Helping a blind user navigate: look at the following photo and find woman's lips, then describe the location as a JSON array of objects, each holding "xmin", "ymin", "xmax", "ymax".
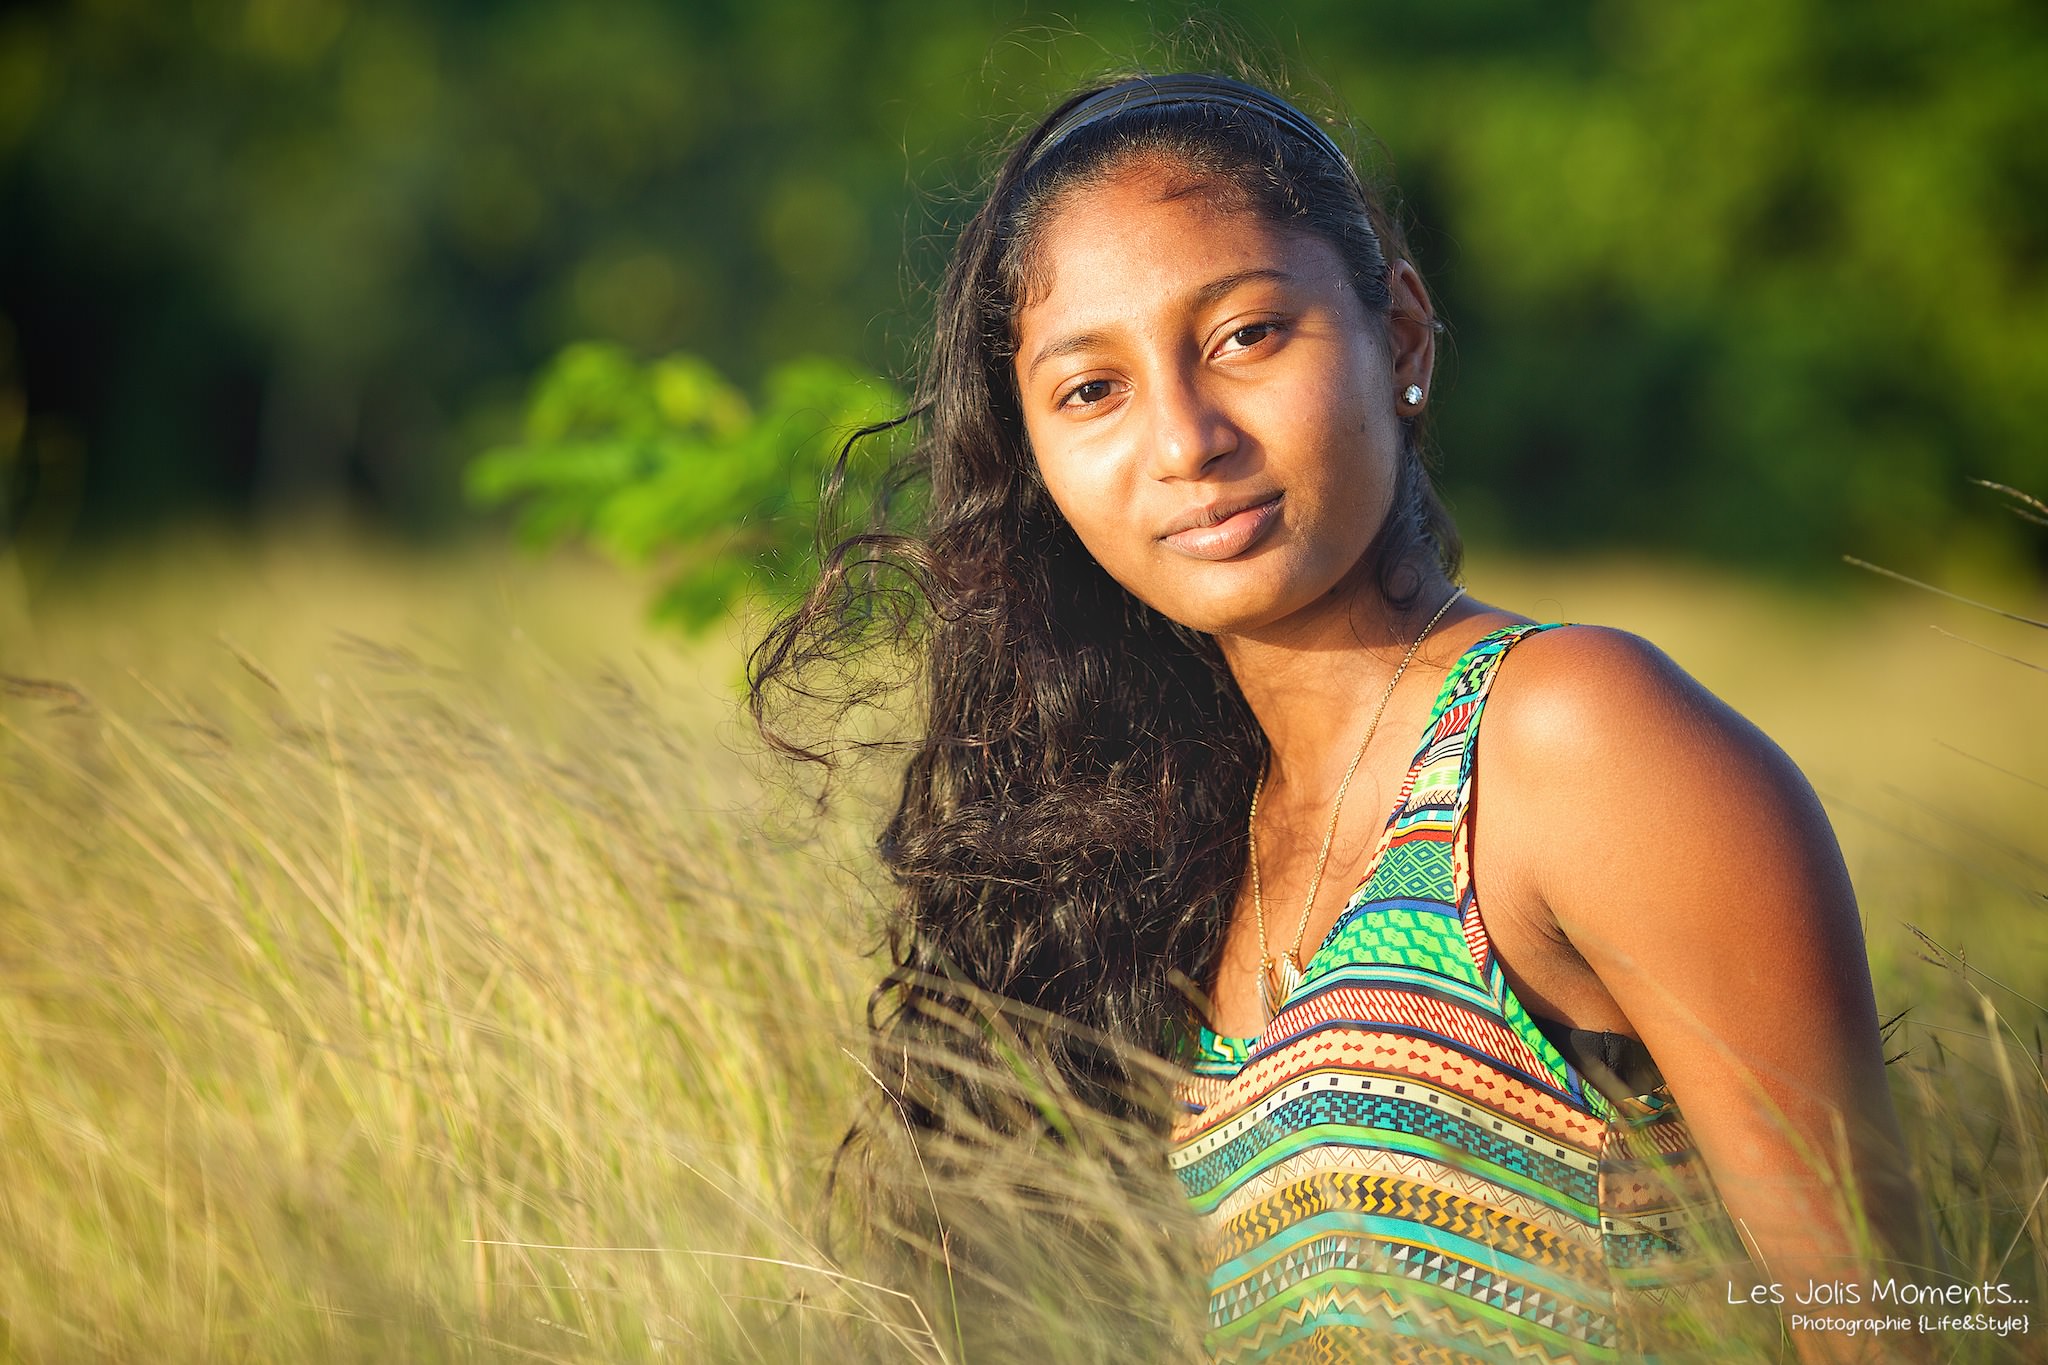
[{"xmin": 1160, "ymin": 493, "xmax": 1283, "ymax": 561}]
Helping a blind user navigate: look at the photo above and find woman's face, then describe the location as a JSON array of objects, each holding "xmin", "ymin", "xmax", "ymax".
[{"xmin": 1011, "ymin": 163, "xmax": 1432, "ymax": 639}]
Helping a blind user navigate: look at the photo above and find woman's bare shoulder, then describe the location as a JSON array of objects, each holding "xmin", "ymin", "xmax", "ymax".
[
  {"xmin": 1480, "ymin": 621, "xmax": 1924, "ymax": 1298},
  {"xmin": 1477, "ymin": 619, "xmax": 1849, "ymax": 930},
  {"xmin": 1482, "ymin": 620, "xmax": 1785, "ymax": 779}
]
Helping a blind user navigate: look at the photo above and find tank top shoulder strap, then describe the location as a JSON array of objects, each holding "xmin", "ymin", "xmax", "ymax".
[
  {"xmin": 1398, "ymin": 621, "xmax": 1566, "ymax": 834},
  {"xmin": 1429, "ymin": 620, "xmax": 1566, "ymax": 898},
  {"xmin": 1431, "ymin": 621, "xmax": 1639, "ymax": 1116},
  {"xmin": 1429, "ymin": 622, "xmax": 1672, "ymax": 1109}
]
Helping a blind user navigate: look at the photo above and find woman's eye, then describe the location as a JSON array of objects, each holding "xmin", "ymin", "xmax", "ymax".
[
  {"xmin": 1224, "ymin": 322, "xmax": 1281, "ymax": 351},
  {"xmin": 1060, "ymin": 379, "xmax": 1115, "ymax": 409}
]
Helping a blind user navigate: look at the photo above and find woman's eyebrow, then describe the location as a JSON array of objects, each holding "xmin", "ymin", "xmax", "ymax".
[
  {"xmin": 1189, "ymin": 266, "xmax": 1295, "ymax": 312},
  {"xmin": 1024, "ymin": 328, "xmax": 1115, "ymax": 383},
  {"xmin": 1023, "ymin": 267, "xmax": 1298, "ymax": 382}
]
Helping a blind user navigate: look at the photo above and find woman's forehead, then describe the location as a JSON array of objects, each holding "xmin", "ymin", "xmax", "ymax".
[
  {"xmin": 1015, "ymin": 170, "xmax": 1346, "ymax": 329},
  {"xmin": 1016, "ymin": 159, "xmax": 1258, "ymax": 283}
]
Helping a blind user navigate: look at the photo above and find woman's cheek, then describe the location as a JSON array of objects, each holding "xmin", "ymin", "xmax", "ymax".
[
  {"xmin": 1057, "ymin": 494, "xmax": 1159, "ymax": 603},
  {"xmin": 1042, "ymin": 460, "xmax": 1118, "ymax": 552}
]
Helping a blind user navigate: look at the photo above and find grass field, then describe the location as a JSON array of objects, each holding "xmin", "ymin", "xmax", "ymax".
[{"xmin": 1, "ymin": 523, "xmax": 2043, "ymax": 1362}]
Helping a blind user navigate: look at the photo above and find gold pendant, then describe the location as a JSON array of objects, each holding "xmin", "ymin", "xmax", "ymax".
[{"xmin": 1260, "ymin": 953, "xmax": 1303, "ymax": 1024}]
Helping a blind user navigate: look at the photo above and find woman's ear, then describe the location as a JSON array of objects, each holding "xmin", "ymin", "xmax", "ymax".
[{"xmin": 1386, "ymin": 260, "xmax": 1436, "ymax": 411}]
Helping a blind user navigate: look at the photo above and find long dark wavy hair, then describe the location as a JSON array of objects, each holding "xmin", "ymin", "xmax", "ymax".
[{"xmin": 749, "ymin": 69, "xmax": 1463, "ymax": 1136}]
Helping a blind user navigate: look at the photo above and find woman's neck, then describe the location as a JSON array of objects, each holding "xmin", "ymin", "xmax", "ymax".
[{"xmin": 1216, "ymin": 567, "xmax": 1468, "ymax": 799}]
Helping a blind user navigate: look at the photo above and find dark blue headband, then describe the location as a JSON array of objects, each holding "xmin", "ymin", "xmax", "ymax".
[{"xmin": 1023, "ymin": 73, "xmax": 1364, "ymax": 196}]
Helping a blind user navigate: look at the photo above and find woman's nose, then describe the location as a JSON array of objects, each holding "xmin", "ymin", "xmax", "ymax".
[{"xmin": 1146, "ymin": 370, "xmax": 1240, "ymax": 479}]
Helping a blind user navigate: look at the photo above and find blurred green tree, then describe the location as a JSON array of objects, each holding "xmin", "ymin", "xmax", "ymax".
[
  {"xmin": 1360, "ymin": 0, "xmax": 2048, "ymax": 571},
  {"xmin": 1, "ymin": 0, "xmax": 2041, "ymax": 587},
  {"xmin": 466, "ymin": 345, "xmax": 904, "ymax": 630}
]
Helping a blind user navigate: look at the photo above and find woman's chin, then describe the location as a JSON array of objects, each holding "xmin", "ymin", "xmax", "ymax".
[{"xmin": 1148, "ymin": 587, "xmax": 1312, "ymax": 640}]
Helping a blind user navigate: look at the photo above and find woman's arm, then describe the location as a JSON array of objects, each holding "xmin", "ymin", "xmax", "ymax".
[{"xmin": 1487, "ymin": 625, "xmax": 1936, "ymax": 1363}]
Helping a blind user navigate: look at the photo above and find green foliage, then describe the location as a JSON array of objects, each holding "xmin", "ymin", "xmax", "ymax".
[
  {"xmin": 1359, "ymin": 0, "xmax": 2048, "ymax": 568},
  {"xmin": 466, "ymin": 345, "xmax": 904, "ymax": 630},
  {"xmin": 3, "ymin": 0, "xmax": 2044, "ymax": 574}
]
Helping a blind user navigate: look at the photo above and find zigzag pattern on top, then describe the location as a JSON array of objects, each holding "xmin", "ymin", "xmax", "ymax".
[
  {"xmin": 1209, "ymin": 1169, "xmax": 1606, "ymax": 1279},
  {"xmin": 1212, "ymin": 1275, "xmax": 1619, "ymax": 1365},
  {"xmin": 1208, "ymin": 1143, "xmax": 1611, "ymax": 1238}
]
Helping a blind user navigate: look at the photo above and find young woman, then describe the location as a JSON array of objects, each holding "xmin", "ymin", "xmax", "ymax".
[{"xmin": 753, "ymin": 70, "xmax": 1934, "ymax": 1364}]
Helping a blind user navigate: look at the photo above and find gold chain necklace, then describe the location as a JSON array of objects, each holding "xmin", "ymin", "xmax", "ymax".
[{"xmin": 1249, "ymin": 586, "xmax": 1467, "ymax": 1025}]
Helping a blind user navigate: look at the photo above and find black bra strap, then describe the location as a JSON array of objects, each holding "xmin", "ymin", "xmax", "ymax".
[{"xmin": 1528, "ymin": 1014, "xmax": 1665, "ymax": 1104}]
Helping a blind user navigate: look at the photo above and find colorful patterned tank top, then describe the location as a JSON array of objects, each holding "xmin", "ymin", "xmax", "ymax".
[{"xmin": 1170, "ymin": 622, "xmax": 1747, "ymax": 1364}]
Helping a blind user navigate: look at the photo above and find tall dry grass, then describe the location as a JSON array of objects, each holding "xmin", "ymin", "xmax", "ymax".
[{"xmin": 0, "ymin": 523, "xmax": 2043, "ymax": 1362}]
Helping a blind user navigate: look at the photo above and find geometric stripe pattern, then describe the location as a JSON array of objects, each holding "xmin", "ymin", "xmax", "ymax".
[
  {"xmin": 1209, "ymin": 1231, "xmax": 1618, "ymax": 1344},
  {"xmin": 1171, "ymin": 624, "xmax": 1746, "ymax": 1363},
  {"xmin": 1211, "ymin": 1172, "xmax": 1604, "ymax": 1278}
]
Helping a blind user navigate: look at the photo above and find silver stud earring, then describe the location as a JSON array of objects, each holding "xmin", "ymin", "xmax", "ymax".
[{"xmin": 1402, "ymin": 384, "xmax": 1424, "ymax": 406}]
